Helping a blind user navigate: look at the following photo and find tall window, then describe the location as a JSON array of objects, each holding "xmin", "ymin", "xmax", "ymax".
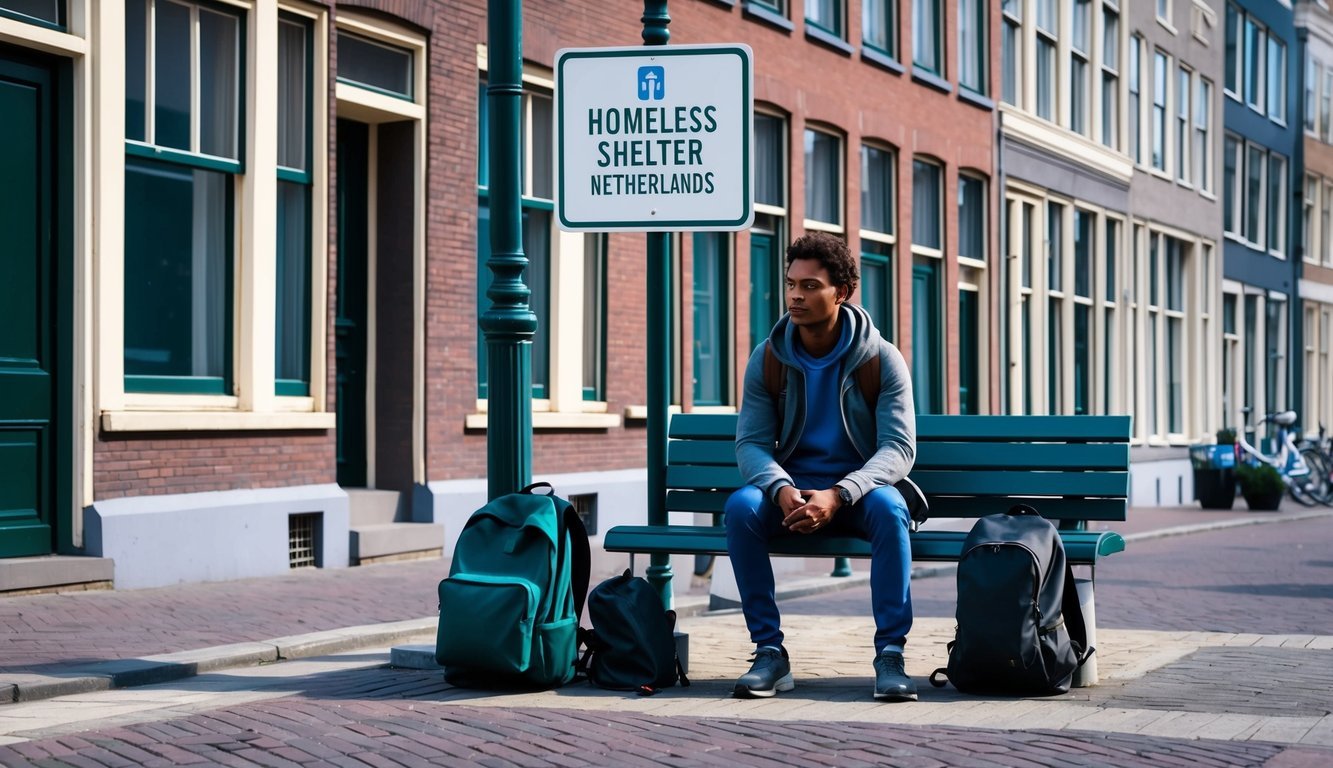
[
  {"xmin": 1176, "ymin": 66, "xmax": 1190, "ymax": 184},
  {"xmin": 1225, "ymin": 2, "xmax": 1239, "ymax": 96},
  {"xmin": 1305, "ymin": 174, "xmax": 1318, "ymax": 263},
  {"xmin": 583, "ymin": 234, "xmax": 606, "ymax": 399},
  {"xmin": 862, "ymin": 0, "xmax": 896, "ymax": 59},
  {"xmin": 958, "ymin": 174, "xmax": 986, "ymax": 262},
  {"xmin": 1070, "ymin": 0, "xmax": 1091, "ymax": 136},
  {"xmin": 804, "ymin": 128, "xmax": 842, "ymax": 229},
  {"xmin": 1245, "ymin": 143, "xmax": 1265, "ymax": 246},
  {"xmin": 1101, "ymin": 4, "xmax": 1119, "ymax": 149},
  {"xmin": 958, "ymin": 173, "xmax": 987, "ymax": 415},
  {"xmin": 806, "ymin": 0, "xmax": 843, "ymax": 38},
  {"xmin": 124, "ymin": 0, "xmax": 242, "ymax": 393},
  {"xmin": 476, "ymin": 84, "xmax": 555, "ymax": 397},
  {"xmin": 1323, "ymin": 67, "xmax": 1333, "ymax": 143},
  {"xmin": 751, "ymin": 112, "xmax": 788, "ymax": 350},
  {"xmin": 1164, "ymin": 237, "xmax": 1186, "ymax": 434},
  {"xmin": 1072, "ymin": 210, "xmax": 1093, "ymax": 414},
  {"xmin": 911, "ymin": 159, "xmax": 943, "ymax": 412},
  {"xmin": 1047, "ymin": 201, "xmax": 1065, "ymax": 414},
  {"xmin": 1223, "ymin": 133, "xmax": 1240, "ymax": 237},
  {"xmin": 1035, "ymin": 0, "xmax": 1058, "ymax": 121},
  {"xmin": 1128, "ymin": 35, "xmax": 1141, "ymax": 164},
  {"xmin": 913, "ymin": 0, "xmax": 941, "ymax": 74},
  {"xmin": 1307, "ymin": 57, "xmax": 1320, "ymax": 135},
  {"xmin": 1268, "ymin": 153, "xmax": 1287, "ymax": 256},
  {"xmin": 692, "ymin": 233, "xmax": 730, "ymax": 406},
  {"xmin": 1267, "ymin": 34, "xmax": 1285, "ymax": 124},
  {"xmin": 1151, "ymin": 50, "xmax": 1167, "ymax": 172},
  {"xmin": 1193, "ymin": 78, "xmax": 1212, "ymax": 192},
  {"xmin": 276, "ymin": 13, "xmax": 313, "ymax": 396},
  {"xmin": 1243, "ymin": 15, "xmax": 1263, "ymax": 112},
  {"xmin": 1001, "ymin": 0, "xmax": 1022, "ymax": 106},
  {"xmin": 861, "ymin": 144, "xmax": 896, "ymax": 339},
  {"xmin": 959, "ymin": 0, "xmax": 986, "ymax": 95}
]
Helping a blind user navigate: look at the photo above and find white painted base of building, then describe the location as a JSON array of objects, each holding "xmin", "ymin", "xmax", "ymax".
[
  {"xmin": 84, "ymin": 484, "xmax": 349, "ymax": 589},
  {"xmin": 1128, "ymin": 457, "xmax": 1193, "ymax": 507}
]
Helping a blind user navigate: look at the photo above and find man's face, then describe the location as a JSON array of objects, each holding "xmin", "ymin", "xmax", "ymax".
[{"xmin": 785, "ymin": 258, "xmax": 844, "ymax": 328}]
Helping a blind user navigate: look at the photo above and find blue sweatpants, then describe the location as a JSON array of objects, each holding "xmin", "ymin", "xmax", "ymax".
[{"xmin": 724, "ymin": 483, "xmax": 913, "ymax": 654}]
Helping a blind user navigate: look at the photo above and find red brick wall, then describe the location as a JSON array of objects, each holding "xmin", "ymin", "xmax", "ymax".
[{"xmin": 94, "ymin": 1, "xmax": 999, "ymax": 499}]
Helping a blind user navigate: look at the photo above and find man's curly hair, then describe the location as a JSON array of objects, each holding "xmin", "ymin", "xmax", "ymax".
[{"xmin": 785, "ymin": 232, "xmax": 859, "ymax": 295}]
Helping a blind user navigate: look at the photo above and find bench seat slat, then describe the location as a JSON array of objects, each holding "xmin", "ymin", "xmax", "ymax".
[
  {"xmin": 603, "ymin": 525, "xmax": 1126, "ymax": 564},
  {"xmin": 669, "ymin": 440, "xmax": 742, "ymax": 466},
  {"xmin": 665, "ymin": 492, "xmax": 1128, "ymax": 522},
  {"xmin": 916, "ymin": 414, "xmax": 1132, "ymax": 442}
]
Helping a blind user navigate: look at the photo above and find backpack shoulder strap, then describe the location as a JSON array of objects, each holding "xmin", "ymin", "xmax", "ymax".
[
  {"xmin": 563, "ymin": 505, "xmax": 591, "ymax": 622},
  {"xmin": 762, "ymin": 340, "xmax": 783, "ymax": 401},
  {"xmin": 1061, "ymin": 560, "xmax": 1094, "ymax": 666},
  {"xmin": 855, "ymin": 352, "xmax": 881, "ymax": 410}
]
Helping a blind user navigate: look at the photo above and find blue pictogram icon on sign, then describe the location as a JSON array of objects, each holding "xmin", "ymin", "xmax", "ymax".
[{"xmin": 638, "ymin": 66, "xmax": 665, "ymax": 101}]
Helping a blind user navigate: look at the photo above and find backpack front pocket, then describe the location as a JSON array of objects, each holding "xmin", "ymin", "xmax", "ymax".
[{"xmin": 436, "ymin": 574, "xmax": 538, "ymax": 674}]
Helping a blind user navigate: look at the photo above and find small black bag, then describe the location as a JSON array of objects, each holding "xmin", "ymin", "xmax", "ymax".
[
  {"xmin": 579, "ymin": 570, "xmax": 689, "ymax": 695},
  {"xmin": 929, "ymin": 504, "xmax": 1093, "ymax": 696}
]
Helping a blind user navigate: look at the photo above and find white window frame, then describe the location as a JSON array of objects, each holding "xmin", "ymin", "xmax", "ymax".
[
  {"xmin": 98, "ymin": 0, "xmax": 338, "ymax": 433},
  {"xmin": 803, "ymin": 124, "xmax": 845, "ymax": 234}
]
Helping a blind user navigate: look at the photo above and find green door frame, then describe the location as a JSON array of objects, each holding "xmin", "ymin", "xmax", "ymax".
[{"xmin": 0, "ymin": 44, "xmax": 73, "ymax": 557}]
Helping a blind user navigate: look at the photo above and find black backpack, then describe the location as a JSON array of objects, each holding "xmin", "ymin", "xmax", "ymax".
[
  {"xmin": 578, "ymin": 570, "xmax": 689, "ymax": 695},
  {"xmin": 929, "ymin": 504, "xmax": 1093, "ymax": 696}
]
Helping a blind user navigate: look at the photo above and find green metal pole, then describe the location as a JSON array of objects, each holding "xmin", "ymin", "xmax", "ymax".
[
  {"xmin": 831, "ymin": 557, "xmax": 852, "ymax": 577},
  {"xmin": 642, "ymin": 1, "xmax": 673, "ymax": 608},
  {"xmin": 481, "ymin": 0, "xmax": 533, "ymax": 501}
]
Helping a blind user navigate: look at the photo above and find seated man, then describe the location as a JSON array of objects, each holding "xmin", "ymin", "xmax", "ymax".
[{"xmin": 726, "ymin": 232, "xmax": 917, "ymax": 702}]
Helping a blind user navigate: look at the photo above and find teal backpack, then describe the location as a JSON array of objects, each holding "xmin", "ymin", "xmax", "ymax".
[{"xmin": 435, "ymin": 482, "xmax": 590, "ymax": 689}]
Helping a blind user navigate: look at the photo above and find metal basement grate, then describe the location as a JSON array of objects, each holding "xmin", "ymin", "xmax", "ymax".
[
  {"xmin": 570, "ymin": 493, "xmax": 598, "ymax": 536},
  {"xmin": 288, "ymin": 513, "xmax": 319, "ymax": 569}
]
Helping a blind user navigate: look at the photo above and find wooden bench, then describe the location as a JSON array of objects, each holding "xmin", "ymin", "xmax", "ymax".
[{"xmin": 604, "ymin": 412, "xmax": 1131, "ymax": 682}]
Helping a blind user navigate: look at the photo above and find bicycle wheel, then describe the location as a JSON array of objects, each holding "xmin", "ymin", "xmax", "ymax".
[{"xmin": 1288, "ymin": 448, "xmax": 1327, "ymax": 507}]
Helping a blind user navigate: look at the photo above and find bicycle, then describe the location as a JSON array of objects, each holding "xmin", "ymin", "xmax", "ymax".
[
  {"xmin": 1297, "ymin": 422, "xmax": 1333, "ymax": 507},
  {"xmin": 1233, "ymin": 409, "xmax": 1330, "ymax": 507}
]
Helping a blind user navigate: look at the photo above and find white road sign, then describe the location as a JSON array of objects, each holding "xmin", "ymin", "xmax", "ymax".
[{"xmin": 555, "ymin": 44, "xmax": 754, "ymax": 232}]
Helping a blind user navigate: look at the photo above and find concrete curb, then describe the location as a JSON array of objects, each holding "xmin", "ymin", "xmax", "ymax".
[
  {"xmin": 6, "ymin": 509, "xmax": 1330, "ymax": 706},
  {"xmin": 4, "ymin": 617, "xmax": 438, "ymax": 704}
]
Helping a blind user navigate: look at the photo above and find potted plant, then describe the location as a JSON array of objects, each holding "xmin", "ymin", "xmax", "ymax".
[
  {"xmin": 1191, "ymin": 429, "xmax": 1238, "ymax": 509},
  {"xmin": 1236, "ymin": 462, "xmax": 1284, "ymax": 511}
]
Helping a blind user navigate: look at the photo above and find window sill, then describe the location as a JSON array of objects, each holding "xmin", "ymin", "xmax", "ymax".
[
  {"xmin": 1156, "ymin": 17, "xmax": 1178, "ymax": 37},
  {"xmin": 464, "ymin": 411, "xmax": 623, "ymax": 430},
  {"xmin": 742, "ymin": 2, "xmax": 793, "ymax": 32},
  {"xmin": 805, "ymin": 25, "xmax": 854, "ymax": 56},
  {"xmin": 101, "ymin": 410, "xmax": 337, "ymax": 432},
  {"xmin": 701, "ymin": 0, "xmax": 736, "ymax": 7},
  {"xmin": 911, "ymin": 66, "xmax": 953, "ymax": 95},
  {"xmin": 860, "ymin": 47, "xmax": 904, "ymax": 76},
  {"xmin": 623, "ymin": 404, "xmax": 683, "ymax": 421},
  {"xmin": 957, "ymin": 88, "xmax": 995, "ymax": 111}
]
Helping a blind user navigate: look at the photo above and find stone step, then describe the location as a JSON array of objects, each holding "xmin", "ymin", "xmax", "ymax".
[
  {"xmin": 0, "ymin": 555, "xmax": 115, "ymax": 596},
  {"xmin": 345, "ymin": 488, "xmax": 403, "ymax": 527},
  {"xmin": 350, "ymin": 522, "xmax": 444, "ymax": 565}
]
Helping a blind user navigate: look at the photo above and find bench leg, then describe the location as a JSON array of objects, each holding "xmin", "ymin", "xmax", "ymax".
[{"xmin": 1072, "ymin": 575, "xmax": 1099, "ymax": 688}]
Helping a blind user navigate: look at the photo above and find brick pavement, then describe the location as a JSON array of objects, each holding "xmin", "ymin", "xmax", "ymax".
[{"xmin": 1, "ymin": 506, "xmax": 1332, "ymax": 766}]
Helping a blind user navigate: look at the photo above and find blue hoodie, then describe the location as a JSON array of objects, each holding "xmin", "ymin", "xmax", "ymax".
[{"xmin": 735, "ymin": 303, "xmax": 916, "ymax": 505}]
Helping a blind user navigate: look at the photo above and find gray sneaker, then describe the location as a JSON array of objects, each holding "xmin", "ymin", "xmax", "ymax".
[
  {"xmin": 734, "ymin": 645, "xmax": 794, "ymax": 698},
  {"xmin": 873, "ymin": 650, "xmax": 919, "ymax": 701}
]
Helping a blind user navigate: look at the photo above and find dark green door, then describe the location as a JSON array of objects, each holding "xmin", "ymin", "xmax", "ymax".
[
  {"xmin": 911, "ymin": 261, "xmax": 941, "ymax": 414},
  {"xmin": 335, "ymin": 120, "xmax": 368, "ymax": 487},
  {"xmin": 0, "ymin": 48, "xmax": 61, "ymax": 557},
  {"xmin": 749, "ymin": 230, "xmax": 777, "ymax": 352}
]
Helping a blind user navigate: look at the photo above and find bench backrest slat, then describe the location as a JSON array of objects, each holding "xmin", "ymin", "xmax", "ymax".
[
  {"xmin": 912, "ymin": 469, "xmax": 1129, "ymax": 497},
  {"xmin": 915, "ymin": 442, "xmax": 1129, "ymax": 471},
  {"xmin": 916, "ymin": 414, "xmax": 1132, "ymax": 442}
]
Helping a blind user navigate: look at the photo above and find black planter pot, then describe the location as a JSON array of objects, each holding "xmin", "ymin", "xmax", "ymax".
[
  {"xmin": 1194, "ymin": 468, "xmax": 1236, "ymax": 509},
  {"xmin": 1242, "ymin": 488, "xmax": 1283, "ymax": 511}
]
